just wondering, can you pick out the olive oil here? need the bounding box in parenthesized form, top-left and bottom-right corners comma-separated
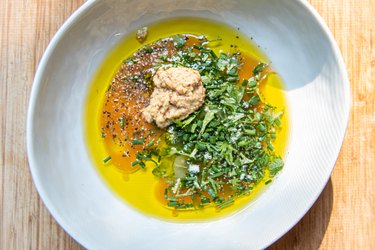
(85, 17, 289, 222)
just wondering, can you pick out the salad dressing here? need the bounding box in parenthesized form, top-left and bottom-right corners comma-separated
(85, 17, 289, 221)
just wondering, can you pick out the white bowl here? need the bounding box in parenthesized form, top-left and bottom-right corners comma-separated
(27, 0, 350, 249)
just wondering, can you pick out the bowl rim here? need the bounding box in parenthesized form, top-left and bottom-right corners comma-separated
(26, 0, 351, 248)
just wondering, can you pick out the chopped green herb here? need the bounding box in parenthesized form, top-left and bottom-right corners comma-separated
(131, 160, 139, 167)
(132, 138, 145, 145)
(173, 35, 185, 48)
(147, 140, 155, 147)
(103, 155, 112, 164)
(119, 117, 125, 129)
(167, 201, 179, 207)
(253, 62, 267, 75)
(217, 199, 235, 209)
(269, 158, 284, 177)
(145, 48, 153, 53)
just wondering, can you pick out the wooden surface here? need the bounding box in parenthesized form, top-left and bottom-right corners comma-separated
(0, 0, 374, 249)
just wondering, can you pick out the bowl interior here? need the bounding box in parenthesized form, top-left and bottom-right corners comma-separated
(27, 0, 349, 249)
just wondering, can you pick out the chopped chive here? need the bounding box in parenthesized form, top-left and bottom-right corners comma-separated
(119, 117, 125, 129)
(167, 201, 179, 207)
(131, 160, 139, 167)
(274, 118, 282, 126)
(193, 45, 203, 50)
(132, 138, 144, 145)
(227, 76, 239, 82)
(207, 188, 217, 199)
(145, 48, 153, 53)
(201, 198, 211, 205)
(209, 50, 218, 59)
(217, 199, 234, 209)
(103, 156, 112, 164)
(241, 79, 249, 86)
(244, 129, 256, 135)
(147, 140, 155, 147)
(176, 203, 194, 209)
(253, 63, 267, 75)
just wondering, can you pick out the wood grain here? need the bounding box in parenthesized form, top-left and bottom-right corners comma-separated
(0, 0, 373, 249)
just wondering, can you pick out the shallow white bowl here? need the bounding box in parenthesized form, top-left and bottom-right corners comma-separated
(27, 0, 350, 249)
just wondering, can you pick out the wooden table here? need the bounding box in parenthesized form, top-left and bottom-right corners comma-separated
(1, 0, 374, 249)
